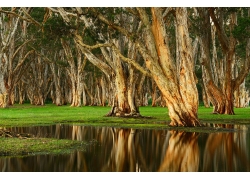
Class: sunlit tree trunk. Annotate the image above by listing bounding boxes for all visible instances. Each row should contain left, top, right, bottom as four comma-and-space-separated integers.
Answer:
74, 33, 142, 116
136, 7, 201, 126
56, 7, 144, 116
108, 38, 140, 116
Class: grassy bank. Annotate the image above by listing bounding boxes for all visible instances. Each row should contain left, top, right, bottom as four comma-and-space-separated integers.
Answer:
0, 103, 250, 128
0, 137, 88, 158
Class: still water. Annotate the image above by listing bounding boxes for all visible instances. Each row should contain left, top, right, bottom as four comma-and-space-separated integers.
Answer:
0, 124, 250, 172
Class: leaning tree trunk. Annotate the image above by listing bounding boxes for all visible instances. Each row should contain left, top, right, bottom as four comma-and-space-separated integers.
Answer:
68, 7, 202, 126
138, 7, 201, 126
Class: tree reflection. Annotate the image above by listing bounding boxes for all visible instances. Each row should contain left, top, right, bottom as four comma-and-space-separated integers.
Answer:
158, 131, 199, 172
203, 124, 250, 171
0, 125, 250, 172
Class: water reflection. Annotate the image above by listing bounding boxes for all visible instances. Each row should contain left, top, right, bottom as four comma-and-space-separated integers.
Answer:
0, 124, 250, 172
158, 131, 199, 171
202, 125, 250, 171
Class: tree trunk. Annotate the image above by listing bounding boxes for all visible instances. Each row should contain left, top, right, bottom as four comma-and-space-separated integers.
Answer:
106, 37, 141, 117
198, 8, 244, 115
0, 8, 20, 108
50, 61, 63, 106
0, 73, 8, 108
100, 76, 107, 106
61, 39, 86, 107
138, 7, 201, 126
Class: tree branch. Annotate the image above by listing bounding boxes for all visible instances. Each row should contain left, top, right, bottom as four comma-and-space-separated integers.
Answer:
111, 45, 151, 77
0, 8, 41, 27
13, 50, 34, 75
233, 39, 250, 90
74, 34, 112, 49
208, 7, 229, 53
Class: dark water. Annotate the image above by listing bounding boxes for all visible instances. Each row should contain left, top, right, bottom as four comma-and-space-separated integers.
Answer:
0, 124, 250, 172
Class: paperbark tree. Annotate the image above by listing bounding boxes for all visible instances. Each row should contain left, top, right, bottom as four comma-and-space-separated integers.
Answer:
25, 52, 51, 105
198, 7, 250, 114
49, 50, 68, 106
0, 8, 20, 107
75, 34, 143, 116
55, 7, 146, 116
61, 39, 87, 107
85, 7, 202, 126
0, 7, 49, 106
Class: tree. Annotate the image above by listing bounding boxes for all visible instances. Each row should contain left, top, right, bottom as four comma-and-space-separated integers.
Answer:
0, 8, 20, 107
197, 7, 250, 114
85, 7, 202, 126
53, 7, 148, 116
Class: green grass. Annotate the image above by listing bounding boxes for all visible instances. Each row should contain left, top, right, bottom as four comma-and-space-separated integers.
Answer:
0, 103, 250, 129
0, 137, 88, 158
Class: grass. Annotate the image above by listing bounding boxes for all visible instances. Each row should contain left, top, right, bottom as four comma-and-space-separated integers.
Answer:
0, 137, 89, 158
0, 103, 250, 128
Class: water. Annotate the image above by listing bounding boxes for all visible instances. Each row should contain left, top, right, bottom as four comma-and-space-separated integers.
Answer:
0, 124, 250, 172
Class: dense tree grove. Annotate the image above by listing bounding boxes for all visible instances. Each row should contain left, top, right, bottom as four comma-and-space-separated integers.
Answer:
0, 7, 250, 127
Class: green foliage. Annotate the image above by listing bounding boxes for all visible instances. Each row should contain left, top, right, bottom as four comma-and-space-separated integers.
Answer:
233, 16, 250, 59
30, 7, 46, 23
232, 17, 250, 41
38, 15, 72, 51
226, 7, 238, 13
246, 74, 250, 89
3, 16, 9, 22
43, 15, 72, 39
235, 43, 247, 59
28, 9, 73, 52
